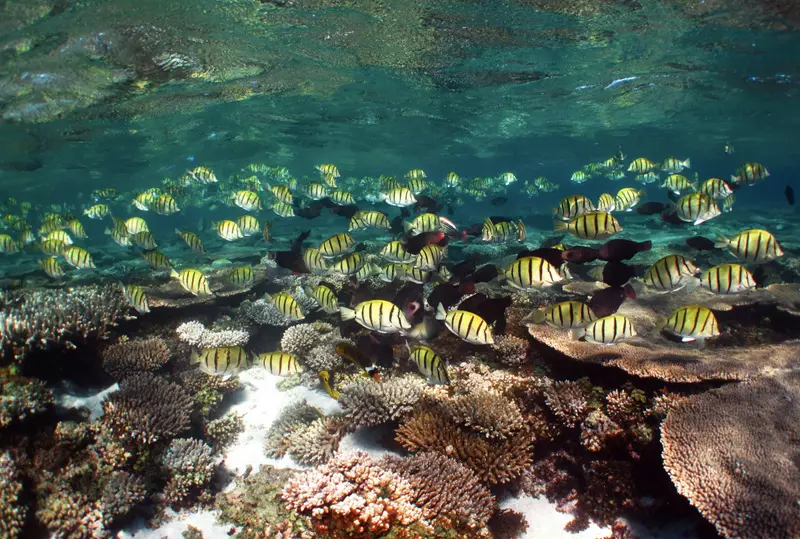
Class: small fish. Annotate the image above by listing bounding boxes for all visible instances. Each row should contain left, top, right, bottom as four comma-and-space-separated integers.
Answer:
570, 314, 635, 344
335, 342, 379, 378
170, 268, 212, 296
699, 178, 733, 200
331, 252, 364, 276
380, 187, 417, 207
302, 248, 327, 272
724, 142, 734, 155
67, 219, 87, 239
675, 193, 720, 225
83, 204, 110, 219
627, 157, 656, 173
658, 305, 720, 343
398, 264, 433, 284
435, 303, 494, 345
153, 193, 180, 215
700, 263, 757, 294
270, 292, 305, 320
504, 256, 569, 289
132, 192, 155, 211
349, 210, 390, 231
141, 250, 172, 270
189, 166, 218, 184
661, 174, 696, 195
121, 283, 150, 314
615, 187, 645, 211
319, 233, 356, 258
720, 193, 736, 212
554, 212, 622, 240
270, 185, 294, 204
63, 246, 95, 269
233, 190, 262, 211
341, 299, 411, 334
330, 190, 356, 206
407, 344, 449, 385
237, 215, 260, 236
415, 244, 446, 271
685, 236, 716, 251
786, 185, 795, 206
255, 351, 301, 375
130, 231, 158, 250
553, 194, 596, 221
318, 370, 340, 399
596, 193, 616, 213
635, 201, 667, 215
216, 220, 244, 241
642, 254, 699, 292
715, 229, 783, 263
379, 240, 416, 263
38, 256, 65, 278
316, 163, 340, 178
405, 213, 456, 236
272, 202, 295, 217
561, 246, 598, 264
597, 239, 652, 262
305, 183, 329, 200
263, 221, 272, 242
44, 230, 73, 246
176, 230, 205, 254
191, 346, 247, 378
570, 171, 589, 184
307, 283, 339, 313
490, 196, 508, 206
528, 300, 596, 329
229, 266, 255, 286
661, 157, 691, 173
731, 163, 769, 186
124, 217, 149, 235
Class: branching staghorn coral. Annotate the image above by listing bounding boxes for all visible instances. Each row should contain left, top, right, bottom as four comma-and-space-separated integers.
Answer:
279, 322, 345, 372
177, 369, 240, 419
100, 337, 170, 380
99, 471, 147, 528
422, 390, 525, 441
0, 452, 26, 539
491, 334, 530, 365
0, 375, 53, 428
0, 284, 128, 361
204, 414, 244, 453
543, 379, 595, 428
338, 374, 426, 429
266, 401, 346, 465
175, 320, 250, 348
161, 438, 217, 507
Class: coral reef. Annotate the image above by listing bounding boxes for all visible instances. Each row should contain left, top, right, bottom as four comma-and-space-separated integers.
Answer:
204, 414, 245, 453
161, 438, 217, 507
338, 374, 426, 428
238, 297, 293, 326
423, 390, 525, 440
0, 452, 26, 539
265, 401, 346, 465
37, 490, 105, 539
99, 471, 147, 527
487, 509, 529, 539
491, 334, 530, 365
279, 322, 346, 372
101, 373, 193, 444
0, 375, 53, 428
100, 337, 171, 380
662, 371, 800, 538
176, 320, 250, 348
177, 369, 241, 419
0, 285, 128, 361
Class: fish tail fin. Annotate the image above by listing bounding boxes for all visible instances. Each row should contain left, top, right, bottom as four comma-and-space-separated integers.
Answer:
637, 188, 647, 199
568, 328, 586, 341
683, 158, 691, 168
553, 220, 568, 233
559, 264, 573, 281
690, 181, 698, 191
175, 228, 182, 236
531, 308, 547, 324
189, 350, 200, 365
714, 234, 730, 248
339, 306, 356, 321
169, 269, 179, 279
435, 302, 447, 321
730, 175, 739, 184
403, 221, 413, 234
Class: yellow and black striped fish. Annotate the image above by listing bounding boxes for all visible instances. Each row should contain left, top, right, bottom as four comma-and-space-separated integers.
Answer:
255, 351, 301, 375
189, 166, 218, 184
67, 219, 87, 239
0, 234, 19, 254
349, 210, 390, 231
408, 344, 449, 385
596, 193, 616, 213
124, 217, 149, 235
341, 299, 411, 334
552, 194, 595, 221
529, 301, 596, 329
554, 212, 622, 240
319, 233, 356, 258
415, 244, 445, 271
504, 256, 568, 289
121, 283, 150, 314
407, 177, 428, 194
731, 162, 769, 185
355, 262, 377, 281
398, 264, 432, 284
699, 177, 732, 200
270, 292, 305, 320
444, 171, 460, 187
133, 192, 155, 211
381, 187, 417, 207
233, 190, 262, 211
331, 252, 364, 276
715, 229, 783, 263
720, 193, 735, 212
406, 168, 427, 180
378, 263, 402, 282
272, 202, 295, 217
700, 263, 756, 294
307, 283, 339, 313
92, 187, 117, 200
627, 157, 656, 173
175, 229, 205, 254
191, 346, 247, 378
379, 241, 415, 263
305, 183, 329, 200
43, 229, 73, 245
661, 174, 695, 195
661, 157, 691, 173
38, 256, 64, 278
237, 215, 260, 236
658, 305, 719, 343
262, 221, 272, 242
675, 193, 720, 225
316, 163, 340, 178
142, 250, 172, 270
435, 304, 494, 345
84, 204, 110, 220
615, 187, 645, 211
171, 268, 212, 296
643, 255, 699, 292
216, 220, 244, 241
131, 231, 158, 250
302, 248, 327, 272
572, 314, 635, 344
63, 246, 95, 269
19, 227, 36, 246
270, 185, 293, 204
229, 266, 255, 286
330, 190, 355, 206
153, 193, 180, 215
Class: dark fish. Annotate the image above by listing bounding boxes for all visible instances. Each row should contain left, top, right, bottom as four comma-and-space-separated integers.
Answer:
330, 204, 360, 220
636, 202, 667, 216
685, 236, 716, 251
462, 223, 484, 237
335, 341, 380, 379
295, 200, 327, 220
466, 264, 499, 284
427, 281, 475, 310
660, 207, 686, 226
489, 215, 514, 223
786, 185, 795, 206
357, 333, 396, 369
457, 293, 511, 334
413, 195, 442, 213
588, 284, 635, 318
752, 265, 768, 288
400, 207, 411, 218
393, 283, 425, 325
599, 261, 636, 288
517, 248, 564, 268
403, 231, 448, 254
491, 196, 508, 206
390, 215, 405, 234
597, 239, 652, 262
451, 259, 477, 281
269, 230, 311, 273
561, 246, 599, 264
666, 191, 680, 204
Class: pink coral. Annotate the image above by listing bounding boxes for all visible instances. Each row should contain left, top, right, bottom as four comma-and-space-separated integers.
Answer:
282, 451, 426, 538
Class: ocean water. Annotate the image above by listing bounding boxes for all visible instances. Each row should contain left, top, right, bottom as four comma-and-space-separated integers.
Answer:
2, 1, 800, 539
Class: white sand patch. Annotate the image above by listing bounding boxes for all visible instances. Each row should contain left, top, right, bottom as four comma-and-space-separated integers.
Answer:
501, 495, 608, 539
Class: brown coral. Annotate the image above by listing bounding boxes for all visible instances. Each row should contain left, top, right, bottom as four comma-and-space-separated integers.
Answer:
423, 390, 524, 440
491, 334, 530, 365
543, 380, 594, 428
338, 374, 426, 428
101, 337, 170, 380
661, 371, 800, 538
283, 416, 348, 466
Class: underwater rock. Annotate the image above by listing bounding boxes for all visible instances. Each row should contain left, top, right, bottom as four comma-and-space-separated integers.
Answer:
100, 337, 171, 380
0, 452, 26, 539
338, 374, 426, 429
662, 371, 800, 539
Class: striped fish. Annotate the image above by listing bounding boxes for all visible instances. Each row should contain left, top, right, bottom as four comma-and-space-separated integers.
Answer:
661, 174, 695, 195
133, 192, 155, 211
379, 241, 415, 263
125, 217, 149, 234
255, 351, 301, 375
405, 213, 456, 235
142, 250, 172, 270
596, 193, 616, 213
216, 220, 244, 241
398, 264, 432, 284
191, 346, 247, 378
444, 171, 460, 186
554, 212, 622, 240
331, 253, 364, 276
237, 215, 260, 236
233, 190, 262, 211
700, 263, 756, 294
83, 204, 110, 219
355, 262, 378, 281
270, 185, 293, 204
305, 183, 329, 200
658, 305, 719, 343
319, 233, 355, 258
306, 283, 339, 313
406, 168, 427, 180
435, 303, 494, 345
415, 244, 445, 271
330, 190, 356, 206
121, 283, 150, 314
316, 163, 340, 177
661, 157, 691, 173
381, 175, 402, 190
635, 172, 659, 185
731, 162, 769, 186
627, 157, 656, 173
675, 193, 720, 225
63, 246, 95, 269
378, 263, 402, 282
643, 255, 699, 292
171, 268, 212, 296
0, 234, 19, 254
570, 171, 589, 184
321, 173, 337, 189
571, 314, 635, 344
407, 177, 428, 194
381, 187, 417, 207
699, 177, 733, 200
504, 256, 568, 289
45, 229, 73, 245
303, 248, 327, 272
263, 221, 272, 242
105, 224, 131, 247
19, 228, 36, 246
553, 194, 595, 221
529, 300, 596, 329
349, 210, 390, 231
720, 193, 735, 212
175, 229, 205, 254
153, 193, 180, 215
270, 292, 305, 320
131, 231, 158, 250
272, 202, 295, 217
229, 266, 255, 286
189, 166, 218, 184
407, 344, 449, 385
67, 218, 87, 239
615, 187, 645, 211
340, 299, 411, 334
38, 256, 65, 278
715, 229, 783, 263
